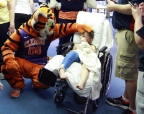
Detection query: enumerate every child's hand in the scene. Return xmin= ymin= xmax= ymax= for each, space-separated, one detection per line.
xmin=8 ymin=26 xmax=15 ymax=36
xmin=0 ymin=82 xmax=3 ymax=90
xmin=81 ymin=38 xmax=87 ymax=42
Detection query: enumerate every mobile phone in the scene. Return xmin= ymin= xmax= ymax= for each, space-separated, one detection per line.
xmin=129 ymin=1 xmax=135 ymax=8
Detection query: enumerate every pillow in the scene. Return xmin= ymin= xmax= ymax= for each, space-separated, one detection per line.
xmin=99 ymin=20 xmax=113 ymax=50
xmin=73 ymin=11 xmax=106 ymax=49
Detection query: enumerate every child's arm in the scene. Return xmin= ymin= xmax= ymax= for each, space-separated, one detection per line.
xmin=81 ymin=42 xmax=96 ymax=52
xmin=72 ymin=44 xmax=78 ymax=50
xmin=89 ymin=45 xmax=96 ymax=53
xmin=81 ymin=38 xmax=96 ymax=52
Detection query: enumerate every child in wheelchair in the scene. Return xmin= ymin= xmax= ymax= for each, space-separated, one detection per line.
xmin=59 ymin=30 xmax=97 ymax=90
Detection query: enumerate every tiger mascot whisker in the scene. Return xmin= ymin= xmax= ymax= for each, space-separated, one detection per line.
xmin=1 ymin=3 xmax=92 ymax=98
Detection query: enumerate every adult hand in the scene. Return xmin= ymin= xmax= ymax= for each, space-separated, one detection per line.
xmin=8 ymin=26 xmax=15 ymax=36
xmin=131 ymin=3 xmax=142 ymax=20
xmin=139 ymin=2 xmax=144 ymax=17
xmin=107 ymin=0 xmax=116 ymax=12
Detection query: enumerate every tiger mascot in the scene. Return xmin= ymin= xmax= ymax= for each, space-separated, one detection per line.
xmin=1 ymin=3 xmax=92 ymax=98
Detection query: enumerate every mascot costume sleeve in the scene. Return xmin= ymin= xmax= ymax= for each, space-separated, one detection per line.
xmin=1 ymin=3 xmax=92 ymax=98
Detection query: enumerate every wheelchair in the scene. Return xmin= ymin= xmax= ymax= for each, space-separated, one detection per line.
xmin=38 ymin=12 xmax=113 ymax=114
xmin=38 ymin=43 xmax=113 ymax=114
xmin=57 ymin=44 xmax=112 ymax=114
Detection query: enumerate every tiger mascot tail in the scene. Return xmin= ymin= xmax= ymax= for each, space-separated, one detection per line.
xmin=1 ymin=3 xmax=92 ymax=98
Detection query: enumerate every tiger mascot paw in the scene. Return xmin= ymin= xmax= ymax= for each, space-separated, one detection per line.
xmin=76 ymin=24 xmax=92 ymax=33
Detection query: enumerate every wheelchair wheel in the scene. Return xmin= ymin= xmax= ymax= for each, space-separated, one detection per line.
xmin=100 ymin=53 xmax=113 ymax=98
xmin=62 ymin=80 xmax=69 ymax=88
xmin=53 ymin=90 xmax=65 ymax=105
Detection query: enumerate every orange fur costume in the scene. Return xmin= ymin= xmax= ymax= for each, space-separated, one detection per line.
xmin=1 ymin=4 xmax=92 ymax=93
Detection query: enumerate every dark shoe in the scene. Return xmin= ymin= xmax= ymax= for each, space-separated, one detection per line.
xmin=11 ymin=89 xmax=21 ymax=98
xmin=106 ymin=96 xmax=129 ymax=109
xmin=122 ymin=109 xmax=135 ymax=114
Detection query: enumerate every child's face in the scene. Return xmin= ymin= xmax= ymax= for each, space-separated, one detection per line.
xmin=80 ymin=32 xmax=92 ymax=43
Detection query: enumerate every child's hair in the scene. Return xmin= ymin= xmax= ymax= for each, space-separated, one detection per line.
xmin=88 ymin=30 xmax=94 ymax=39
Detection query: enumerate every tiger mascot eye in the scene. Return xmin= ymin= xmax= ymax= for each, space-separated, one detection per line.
xmin=1 ymin=3 xmax=92 ymax=98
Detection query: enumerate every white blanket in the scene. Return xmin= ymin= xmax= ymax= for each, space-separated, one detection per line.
xmin=45 ymin=55 xmax=102 ymax=100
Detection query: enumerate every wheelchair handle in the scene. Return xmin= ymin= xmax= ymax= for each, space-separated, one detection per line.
xmin=99 ymin=46 xmax=108 ymax=53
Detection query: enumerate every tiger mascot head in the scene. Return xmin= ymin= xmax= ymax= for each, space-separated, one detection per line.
xmin=29 ymin=3 xmax=56 ymax=40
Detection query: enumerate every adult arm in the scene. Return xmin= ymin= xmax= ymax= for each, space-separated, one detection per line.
xmin=7 ymin=0 xmax=15 ymax=35
xmin=131 ymin=3 xmax=144 ymax=50
xmin=106 ymin=0 xmax=132 ymax=15
xmin=29 ymin=0 xmax=34 ymax=12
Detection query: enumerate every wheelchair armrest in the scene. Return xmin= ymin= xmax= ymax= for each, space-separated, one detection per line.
xmin=99 ymin=46 xmax=108 ymax=53
xmin=62 ymin=48 xmax=73 ymax=56
xmin=61 ymin=42 xmax=74 ymax=56
xmin=98 ymin=46 xmax=108 ymax=64
xmin=62 ymin=42 xmax=74 ymax=47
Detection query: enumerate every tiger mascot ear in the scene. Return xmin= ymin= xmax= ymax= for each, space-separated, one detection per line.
xmin=30 ymin=3 xmax=56 ymax=40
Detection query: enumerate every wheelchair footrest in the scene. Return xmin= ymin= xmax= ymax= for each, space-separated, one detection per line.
xmin=38 ymin=68 xmax=57 ymax=87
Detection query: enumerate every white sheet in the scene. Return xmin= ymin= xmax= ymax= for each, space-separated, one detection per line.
xmin=44 ymin=55 xmax=102 ymax=100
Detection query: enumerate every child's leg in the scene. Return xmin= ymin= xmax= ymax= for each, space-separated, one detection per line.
xmin=76 ymin=64 xmax=89 ymax=90
xmin=0 ymin=82 xmax=3 ymax=90
xmin=59 ymin=68 xmax=68 ymax=79
xmin=62 ymin=51 xmax=80 ymax=69
xmin=59 ymin=51 xmax=80 ymax=79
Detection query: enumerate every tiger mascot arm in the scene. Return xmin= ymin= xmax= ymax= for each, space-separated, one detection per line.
xmin=1 ymin=31 xmax=21 ymax=73
xmin=53 ymin=23 xmax=92 ymax=41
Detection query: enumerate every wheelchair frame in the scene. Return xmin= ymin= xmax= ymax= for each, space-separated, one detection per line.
xmin=52 ymin=43 xmax=113 ymax=114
